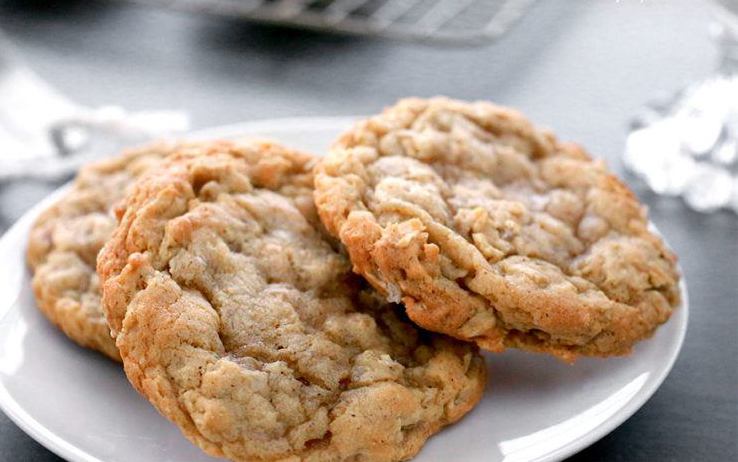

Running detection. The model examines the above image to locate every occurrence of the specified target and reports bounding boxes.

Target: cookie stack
[27,97,680,462]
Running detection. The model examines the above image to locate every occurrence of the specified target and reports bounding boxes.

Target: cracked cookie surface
[314,97,680,361]
[98,140,486,462]
[27,142,177,361]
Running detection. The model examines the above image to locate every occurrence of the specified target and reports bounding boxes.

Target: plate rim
[544,279,688,461]
[0,115,689,462]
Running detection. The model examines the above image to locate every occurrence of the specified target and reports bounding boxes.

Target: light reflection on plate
[498,372,649,462]
[0,117,688,462]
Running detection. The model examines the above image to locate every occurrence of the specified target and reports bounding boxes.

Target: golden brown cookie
[27,142,179,361]
[314,97,681,362]
[98,140,486,462]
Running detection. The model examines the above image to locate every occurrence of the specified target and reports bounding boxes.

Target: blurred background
[0,0,736,461]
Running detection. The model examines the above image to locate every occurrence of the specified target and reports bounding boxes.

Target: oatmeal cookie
[98,140,486,462]
[27,142,178,361]
[314,97,680,361]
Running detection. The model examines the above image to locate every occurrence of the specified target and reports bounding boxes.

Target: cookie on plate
[27,142,179,361]
[98,140,486,462]
[314,97,680,362]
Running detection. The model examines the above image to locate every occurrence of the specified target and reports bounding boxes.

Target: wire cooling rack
[127,0,535,45]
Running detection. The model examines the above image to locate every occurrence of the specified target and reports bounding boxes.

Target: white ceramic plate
[0,117,688,462]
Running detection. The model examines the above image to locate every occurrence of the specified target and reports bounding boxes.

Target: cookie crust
[314,97,680,361]
[27,142,176,361]
[98,140,485,462]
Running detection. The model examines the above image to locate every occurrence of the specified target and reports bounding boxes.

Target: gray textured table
[0,1,736,461]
